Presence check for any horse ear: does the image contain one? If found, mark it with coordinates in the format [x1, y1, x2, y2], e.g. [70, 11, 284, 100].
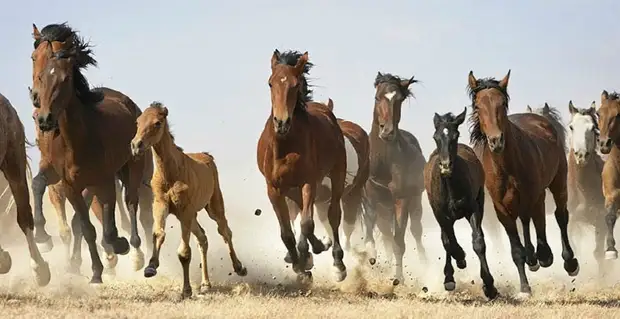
[293, 52, 309, 75]
[270, 49, 280, 70]
[589, 101, 597, 112]
[568, 101, 578, 115]
[454, 107, 467, 126]
[32, 24, 41, 41]
[400, 76, 417, 88]
[543, 102, 550, 112]
[499, 69, 511, 89]
[433, 113, 441, 129]
[526, 105, 532, 113]
[602, 90, 609, 102]
[468, 71, 477, 89]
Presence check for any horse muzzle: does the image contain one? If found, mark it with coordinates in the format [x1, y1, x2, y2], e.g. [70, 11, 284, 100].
[573, 151, 590, 166]
[438, 161, 452, 176]
[36, 113, 57, 132]
[487, 134, 505, 153]
[599, 138, 612, 155]
[130, 140, 145, 156]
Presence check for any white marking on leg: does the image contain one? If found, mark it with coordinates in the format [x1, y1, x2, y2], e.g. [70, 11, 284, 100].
[344, 136, 359, 187]
[131, 246, 145, 271]
[384, 91, 396, 101]
[293, 213, 302, 246]
[321, 176, 331, 188]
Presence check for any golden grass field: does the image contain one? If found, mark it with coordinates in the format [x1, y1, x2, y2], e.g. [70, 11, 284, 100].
[1, 192, 620, 319]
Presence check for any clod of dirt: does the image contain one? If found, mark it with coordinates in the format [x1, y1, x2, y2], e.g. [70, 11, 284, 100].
[392, 279, 400, 286]
[254, 209, 262, 216]
[422, 287, 428, 293]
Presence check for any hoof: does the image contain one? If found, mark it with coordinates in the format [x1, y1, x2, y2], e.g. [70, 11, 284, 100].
[444, 281, 456, 291]
[144, 266, 157, 278]
[456, 259, 467, 269]
[605, 250, 618, 260]
[284, 252, 293, 264]
[516, 291, 532, 300]
[103, 267, 116, 277]
[235, 266, 248, 277]
[368, 258, 376, 266]
[198, 283, 212, 295]
[528, 261, 540, 272]
[113, 238, 130, 255]
[181, 289, 193, 299]
[539, 255, 554, 268]
[36, 238, 54, 253]
[333, 266, 347, 283]
[297, 271, 313, 285]
[32, 260, 51, 287]
[318, 236, 333, 253]
[131, 248, 145, 271]
[0, 251, 12, 274]
[483, 285, 498, 300]
[89, 276, 103, 284]
[564, 258, 580, 276]
[105, 254, 119, 269]
[304, 254, 314, 271]
[65, 262, 81, 275]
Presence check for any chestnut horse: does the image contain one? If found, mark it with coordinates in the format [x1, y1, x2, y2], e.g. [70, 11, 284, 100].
[362, 72, 426, 284]
[30, 24, 148, 283]
[467, 70, 579, 298]
[0, 93, 50, 286]
[596, 90, 620, 262]
[285, 98, 370, 263]
[256, 50, 347, 283]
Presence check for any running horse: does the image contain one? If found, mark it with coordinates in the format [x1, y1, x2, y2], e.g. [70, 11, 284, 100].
[256, 49, 347, 283]
[30, 23, 148, 283]
[362, 72, 427, 284]
[467, 70, 579, 298]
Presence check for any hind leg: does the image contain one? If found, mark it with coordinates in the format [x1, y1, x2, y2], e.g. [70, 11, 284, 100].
[138, 183, 154, 257]
[531, 195, 553, 269]
[361, 189, 379, 265]
[283, 196, 301, 264]
[593, 216, 608, 277]
[177, 215, 193, 299]
[496, 209, 531, 297]
[520, 215, 539, 272]
[341, 192, 361, 252]
[408, 192, 427, 262]
[190, 218, 212, 294]
[48, 183, 71, 260]
[114, 178, 131, 236]
[549, 173, 579, 276]
[119, 165, 145, 271]
[204, 187, 247, 277]
[327, 169, 347, 283]
[376, 208, 395, 264]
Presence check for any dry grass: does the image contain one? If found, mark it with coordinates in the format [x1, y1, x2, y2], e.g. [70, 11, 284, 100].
[1, 191, 620, 318]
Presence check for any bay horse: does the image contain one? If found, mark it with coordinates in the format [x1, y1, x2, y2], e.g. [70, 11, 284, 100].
[30, 24, 148, 283]
[132, 102, 247, 299]
[467, 70, 579, 298]
[256, 49, 347, 283]
[0, 93, 50, 286]
[30, 104, 154, 273]
[595, 90, 620, 261]
[362, 72, 426, 284]
[285, 98, 370, 265]
[424, 108, 497, 300]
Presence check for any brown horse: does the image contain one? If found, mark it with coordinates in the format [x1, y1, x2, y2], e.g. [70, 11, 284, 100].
[132, 102, 247, 299]
[361, 72, 426, 284]
[256, 50, 347, 283]
[285, 98, 370, 264]
[30, 105, 154, 273]
[0, 93, 50, 286]
[467, 70, 579, 298]
[30, 23, 148, 283]
[596, 90, 620, 262]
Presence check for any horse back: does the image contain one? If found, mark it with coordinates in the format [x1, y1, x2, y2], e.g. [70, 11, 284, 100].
[305, 102, 346, 174]
[400, 129, 426, 185]
[0, 94, 27, 167]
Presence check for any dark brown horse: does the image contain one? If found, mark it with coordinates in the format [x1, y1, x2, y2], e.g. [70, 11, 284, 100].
[467, 70, 579, 298]
[361, 72, 426, 284]
[424, 108, 497, 300]
[285, 99, 370, 265]
[30, 23, 148, 283]
[596, 90, 620, 262]
[256, 50, 347, 283]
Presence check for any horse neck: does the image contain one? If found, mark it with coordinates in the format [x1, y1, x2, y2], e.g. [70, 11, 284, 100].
[58, 95, 89, 154]
[369, 118, 401, 154]
[151, 130, 184, 182]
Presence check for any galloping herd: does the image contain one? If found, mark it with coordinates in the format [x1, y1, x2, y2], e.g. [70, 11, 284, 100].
[0, 22, 617, 302]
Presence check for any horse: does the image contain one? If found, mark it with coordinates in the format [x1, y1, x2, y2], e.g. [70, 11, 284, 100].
[256, 49, 347, 283]
[285, 98, 370, 263]
[30, 24, 148, 283]
[361, 72, 426, 284]
[467, 70, 579, 298]
[30, 103, 154, 273]
[0, 93, 50, 286]
[595, 90, 620, 262]
[424, 108, 497, 300]
[131, 102, 247, 299]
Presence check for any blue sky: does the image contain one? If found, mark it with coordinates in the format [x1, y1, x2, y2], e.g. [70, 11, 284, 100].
[0, 0, 618, 206]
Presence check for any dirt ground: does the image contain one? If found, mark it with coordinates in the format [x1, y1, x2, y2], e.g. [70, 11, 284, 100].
[1, 187, 620, 319]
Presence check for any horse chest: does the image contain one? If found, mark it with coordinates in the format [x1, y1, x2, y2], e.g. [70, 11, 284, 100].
[269, 153, 311, 188]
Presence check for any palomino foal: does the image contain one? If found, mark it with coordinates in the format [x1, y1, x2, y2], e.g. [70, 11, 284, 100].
[132, 102, 247, 299]
[424, 108, 497, 300]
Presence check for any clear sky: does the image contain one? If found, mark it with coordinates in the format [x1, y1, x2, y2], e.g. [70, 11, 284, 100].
[0, 0, 618, 207]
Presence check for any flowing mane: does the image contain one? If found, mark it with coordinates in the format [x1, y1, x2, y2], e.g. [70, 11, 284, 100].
[273, 50, 313, 113]
[467, 77, 510, 147]
[373, 73, 416, 98]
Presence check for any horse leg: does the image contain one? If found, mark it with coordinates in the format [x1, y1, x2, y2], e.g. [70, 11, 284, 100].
[144, 199, 168, 278]
[497, 210, 531, 297]
[531, 195, 553, 268]
[520, 215, 539, 271]
[190, 218, 212, 294]
[65, 187, 104, 284]
[284, 196, 300, 264]
[119, 165, 144, 271]
[392, 197, 412, 284]
[314, 200, 334, 247]
[2, 161, 50, 286]
[31, 168, 58, 252]
[138, 183, 154, 257]
[439, 225, 455, 292]
[593, 216, 607, 277]
[469, 190, 497, 299]
[296, 182, 317, 278]
[341, 192, 361, 252]
[114, 178, 131, 236]
[603, 198, 619, 260]
[327, 169, 347, 283]
[361, 191, 378, 265]
[408, 192, 427, 262]
[204, 183, 246, 277]
[48, 183, 71, 260]
[267, 185, 301, 274]
[549, 173, 580, 276]
[376, 208, 395, 265]
[177, 214, 193, 299]
[91, 195, 118, 275]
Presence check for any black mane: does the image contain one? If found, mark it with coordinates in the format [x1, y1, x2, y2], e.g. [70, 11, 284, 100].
[374, 73, 415, 98]
[36, 23, 103, 107]
[274, 50, 313, 113]
[608, 91, 620, 101]
[467, 77, 510, 147]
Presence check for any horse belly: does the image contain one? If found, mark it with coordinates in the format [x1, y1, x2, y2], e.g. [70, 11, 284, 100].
[318, 136, 359, 195]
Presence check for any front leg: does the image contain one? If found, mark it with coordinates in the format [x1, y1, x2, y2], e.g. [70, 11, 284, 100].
[267, 184, 302, 274]
[31, 167, 60, 252]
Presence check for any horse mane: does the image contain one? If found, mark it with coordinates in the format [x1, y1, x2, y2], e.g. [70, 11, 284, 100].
[539, 105, 567, 153]
[37, 23, 103, 107]
[608, 91, 620, 101]
[274, 50, 313, 114]
[149, 101, 183, 152]
[374, 73, 415, 98]
[467, 77, 510, 147]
